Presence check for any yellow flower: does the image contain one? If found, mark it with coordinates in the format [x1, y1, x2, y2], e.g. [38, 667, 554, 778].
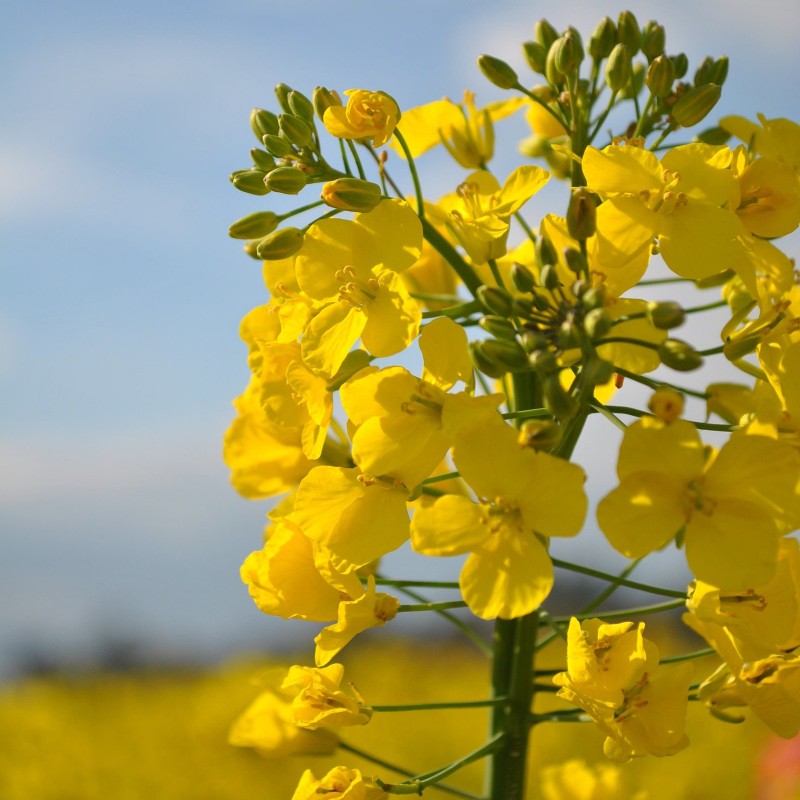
[280, 664, 372, 729]
[323, 89, 400, 148]
[597, 418, 800, 589]
[315, 576, 399, 666]
[540, 759, 645, 800]
[291, 767, 387, 800]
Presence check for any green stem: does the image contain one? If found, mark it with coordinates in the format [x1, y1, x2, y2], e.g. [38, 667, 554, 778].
[398, 601, 468, 612]
[374, 578, 460, 589]
[347, 139, 367, 180]
[553, 598, 686, 623]
[551, 558, 686, 598]
[420, 218, 483, 297]
[589, 401, 628, 433]
[660, 647, 716, 664]
[600, 405, 738, 432]
[513, 83, 568, 130]
[392, 128, 425, 220]
[502, 407, 551, 421]
[588, 89, 618, 145]
[615, 367, 708, 400]
[422, 471, 461, 484]
[422, 299, 483, 320]
[371, 698, 507, 712]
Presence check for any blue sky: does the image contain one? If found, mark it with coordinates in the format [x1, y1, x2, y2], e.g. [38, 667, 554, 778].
[2, 0, 799, 677]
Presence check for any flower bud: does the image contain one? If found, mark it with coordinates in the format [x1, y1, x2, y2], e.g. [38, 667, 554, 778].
[513, 296, 535, 316]
[313, 86, 342, 121]
[518, 419, 562, 450]
[479, 315, 518, 340]
[646, 54, 675, 98]
[250, 108, 279, 141]
[553, 32, 584, 74]
[583, 307, 613, 339]
[564, 247, 587, 275]
[584, 358, 616, 388]
[557, 319, 583, 349]
[228, 211, 280, 240]
[710, 56, 729, 86]
[693, 56, 716, 86]
[529, 348, 558, 375]
[545, 46, 566, 87]
[256, 227, 305, 260]
[539, 264, 560, 291]
[263, 133, 295, 158]
[288, 90, 315, 121]
[241, 239, 263, 260]
[723, 334, 762, 361]
[532, 293, 551, 312]
[696, 126, 732, 145]
[641, 21, 666, 61]
[279, 114, 313, 148]
[605, 43, 632, 92]
[589, 17, 617, 60]
[544, 375, 579, 420]
[621, 62, 646, 99]
[250, 148, 276, 172]
[672, 83, 721, 128]
[648, 387, 684, 422]
[477, 54, 519, 89]
[521, 330, 548, 352]
[535, 235, 558, 269]
[566, 187, 598, 240]
[511, 263, 537, 293]
[658, 338, 704, 371]
[321, 177, 382, 212]
[230, 168, 270, 196]
[581, 285, 606, 311]
[617, 11, 641, 55]
[522, 41, 548, 74]
[469, 341, 510, 379]
[477, 285, 515, 317]
[646, 300, 685, 329]
[264, 166, 307, 195]
[670, 53, 689, 79]
[535, 19, 559, 50]
[274, 83, 293, 114]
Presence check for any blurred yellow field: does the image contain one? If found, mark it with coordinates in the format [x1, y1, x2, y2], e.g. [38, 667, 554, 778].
[0, 638, 792, 799]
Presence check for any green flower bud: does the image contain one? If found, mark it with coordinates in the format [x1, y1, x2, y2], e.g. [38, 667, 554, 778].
[672, 83, 721, 128]
[696, 126, 732, 145]
[518, 419, 562, 450]
[557, 319, 583, 349]
[513, 296, 535, 316]
[250, 148, 276, 172]
[544, 375, 579, 420]
[522, 41, 548, 74]
[641, 21, 666, 61]
[670, 53, 689, 79]
[477, 54, 519, 90]
[646, 300, 685, 329]
[479, 315, 518, 340]
[288, 90, 315, 121]
[617, 11, 642, 55]
[581, 286, 606, 311]
[710, 56, 729, 86]
[583, 307, 613, 339]
[723, 334, 762, 361]
[545, 46, 566, 87]
[256, 227, 304, 260]
[582, 357, 615, 387]
[658, 339, 704, 371]
[477, 285, 515, 317]
[228, 211, 280, 240]
[279, 114, 313, 148]
[250, 108, 279, 141]
[230, 168, 270, 196]
[469, 341, 509, 379]
[589, 17, 617, 60]
[554, 32, 584, 74]
[646, 54, 675, 98]
[327, 349, 375, 391]
[321, 177, 382, 212]
[313, 86, 342, 121]
[693, 56, 716, 86]
[564, 247, 587, 276]
[535, 19, 559, 50]
[521, 330, 548, 352]
[263, 166, 307, 195]
[621, 62, 646, 99]
[262, 133, 295, 159]
[511, 262, 537, 293]
[532, 293, 551, 312]
[242, 239, 263, 260]
[536, 235, 558, 269]
[529, 348, 558, 375]
[274, 83, 293, 114]
[605, 43, 632, 92]
[567, 187, 598, 240]
[539, 264, 560, 291]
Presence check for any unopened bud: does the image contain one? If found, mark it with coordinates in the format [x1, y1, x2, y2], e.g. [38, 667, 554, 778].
[709, 56, 729, 86]
[250, 108, 279, 141]
[477, 285, 515, 317]
[321, 177, 382, 212]
[479, 315, 518, 340]
[274, 83, 293, 114]
[510, 263, 536, 293]
[288, 90, 315, 121]
[617, 11, 642, 55]
[521, 330, 548, 352]
[313, 86, 342, 121]
[228, 211, 280, 240]
[584, 307, 613, 338]
[648, 387, 684, 422]
[263, 166, 307, 195]
[554, 32, 584, 74]
[535, 19, 559, 50]
[470, 341, 511, 378]
[582, 357, 615, 387]
[723, 334, 762, 361]
[557, 319, 583, 349]
[646, 54, 675, 98]
[658, 338, 704, 371]
[567, 187, 598, 240]
[529, 348, 558, 375]
[518, 420, 562, 450]
[545, 46, 566, 87]
[539, 264, 560, 291]
[279, 114, 313, 148]
[696, 126, 732, 145]
[256, 227, 304, 260]
[670, 53, 689, 79]
[672, 83, 721, 128]
[646, 301, 685, 329]
[477, 54, 519, 90]
[230, 168, 269, 196]
[605, 43, 632, 92]
[564, 247, 587, 275]
[513, 296, 535, 316]
[641, 21, 666, 61]
[693, 56, 716, 86]
[544, 375, 579, 420]
[522, 41, 547, 74]
[536, 235, 558, 269]
[262, 133, 295, 158]
[581, 285, 606, 311]
[589, 17, 617, 60]
[250, 148, 276, 172]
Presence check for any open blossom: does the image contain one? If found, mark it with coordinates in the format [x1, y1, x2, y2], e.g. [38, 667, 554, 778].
[323, 89, 400, 147]
[291, 767, 387, 800]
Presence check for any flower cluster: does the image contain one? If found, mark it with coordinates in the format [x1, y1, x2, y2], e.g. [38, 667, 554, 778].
[224, 10, 800, 799]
